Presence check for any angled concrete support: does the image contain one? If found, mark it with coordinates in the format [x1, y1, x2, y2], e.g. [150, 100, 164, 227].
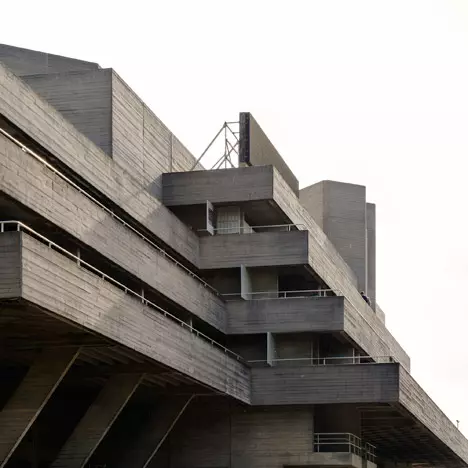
[51, 373, 143, 468]
[115, 395, 195, 468]
[0, 347, 80, 468]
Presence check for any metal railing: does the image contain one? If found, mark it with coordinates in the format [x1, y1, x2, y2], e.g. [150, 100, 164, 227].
[0, 127, 219, 296]
[314, 433, 376, 463]
[0, 220, 243, 362]
[222, 289, 336, 300]
[248, 355, 396, 366]
[199, 223, 306, 234]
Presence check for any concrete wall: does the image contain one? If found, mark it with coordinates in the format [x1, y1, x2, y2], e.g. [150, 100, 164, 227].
[0, 44, 99, 76]
[0, 61, 200, 265]
[162, 166, 274, 206]
[168, 399, 315, 468]
[23, 70, 113, 156]
[301, 181, 367, 293]
[299, 181, 324, 230]
[239, 112, 299, 196]
[227, 297, 344, 334]
[5, 231, 250, 402]
[315, 404, 361, 435]
[273, 169, 410, 370]
[251, 363, 400, 405]
[0, 231, 22, 298]
[366, 202, 376, 309]
[199, 231, 309, 269]
[0, 134, 225, 331]
[249, 267, 278, 297]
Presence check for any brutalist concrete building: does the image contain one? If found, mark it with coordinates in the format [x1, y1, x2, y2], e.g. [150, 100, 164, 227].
[0, 44, 466, 468]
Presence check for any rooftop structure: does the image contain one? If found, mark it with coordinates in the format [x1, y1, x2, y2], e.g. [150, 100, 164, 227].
[0, 43, 466, 468]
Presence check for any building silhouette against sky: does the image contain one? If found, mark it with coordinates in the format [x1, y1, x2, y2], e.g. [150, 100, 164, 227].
[0, 44, 466, 468]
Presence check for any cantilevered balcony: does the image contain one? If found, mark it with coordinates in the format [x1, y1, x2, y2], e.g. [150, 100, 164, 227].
[0, 226, 250, 403]
[224, 289, 407, 371]
[251, 360, 468, 468]
[163, 165, 410, 371]
[198, 230, 309, 270]
[309, 433, 377, 468]
[227, 294, 344, 334]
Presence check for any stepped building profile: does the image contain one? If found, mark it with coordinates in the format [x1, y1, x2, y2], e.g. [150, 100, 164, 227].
[0, 44, 466, 468]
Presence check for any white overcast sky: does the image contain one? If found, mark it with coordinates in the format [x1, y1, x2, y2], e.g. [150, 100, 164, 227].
[2, 0, 468, 435]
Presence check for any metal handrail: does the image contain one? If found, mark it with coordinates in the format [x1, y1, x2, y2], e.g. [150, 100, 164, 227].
[199, 223, 306, 233]
[0, 127, 219, 296]
[314, 433, 376, 462]
[222, 289, 337, 299]
[0, 221, 243, 362]
[248, 356, 397, 365]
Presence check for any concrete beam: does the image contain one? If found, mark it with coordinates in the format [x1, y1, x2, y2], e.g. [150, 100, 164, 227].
[51, 374, 143, 468]
[251, 363, 400, 406]
[0, 348, 80, 468]
[162, 166, 274, 206]
[227, 296, 345, 334]
[199, 231, 309, 270]
[115, 395, 194, 468]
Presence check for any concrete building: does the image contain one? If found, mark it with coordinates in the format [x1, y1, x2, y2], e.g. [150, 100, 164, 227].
[0, 43, 466, 468]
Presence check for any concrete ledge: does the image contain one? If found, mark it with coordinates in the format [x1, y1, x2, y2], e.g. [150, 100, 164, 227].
[0, 231, 250, 403]
[0, 134, 225, 332]
[284, 452, 377, 468]
[199, 231, 309, 270]
[162, 166, 274, 206]
[227, 296, 344, 334]
[251, 364, 399, 406]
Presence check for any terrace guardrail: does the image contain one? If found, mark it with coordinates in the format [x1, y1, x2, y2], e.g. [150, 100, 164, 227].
[0, 220, 244, 362]
[0, 127, 219, 296]
[248, 355, 396, 366]
[199, 223, 306, 234]
[222, 289, 337, 300]
[314, 433, 376, 463]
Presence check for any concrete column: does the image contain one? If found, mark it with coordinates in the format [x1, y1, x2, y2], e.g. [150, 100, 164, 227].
[115, 395, 194, 468]
[0, 348, 80, 468]
[266, 332, 276, 367]
[52, 373, 143, 468]
[241, 265, 252, 300]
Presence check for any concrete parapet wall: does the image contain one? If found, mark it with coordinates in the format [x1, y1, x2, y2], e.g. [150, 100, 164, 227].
[0, 231, 250, 403]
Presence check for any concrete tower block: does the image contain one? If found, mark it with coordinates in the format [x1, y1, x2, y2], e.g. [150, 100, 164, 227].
[301, 181, 367, 295]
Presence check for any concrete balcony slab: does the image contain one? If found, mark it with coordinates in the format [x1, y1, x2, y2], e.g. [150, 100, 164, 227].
[0, 231, 250, 403]
[199, 230, 309, 270]
[227, 296, 344, 334]
[285, 452, 377, 468]
[252, 363, 468, 468]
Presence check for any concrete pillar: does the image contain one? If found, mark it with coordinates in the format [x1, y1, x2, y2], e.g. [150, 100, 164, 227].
[0, 348, 80, 468]
[115, 395, 194, 468]
[52, 373, 143, 468]
[241, 265, 252, 300]
[266, 332, 276, 366]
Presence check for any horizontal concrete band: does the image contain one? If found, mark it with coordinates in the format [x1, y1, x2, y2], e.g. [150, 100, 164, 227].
[0, 231, 250, 403]
[252, 363, 468, 465]
[227, 296, 345, 334]
[162, 166, 410, 370]
[0, 133, 226, 332]
[0, 62, 200, 266]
